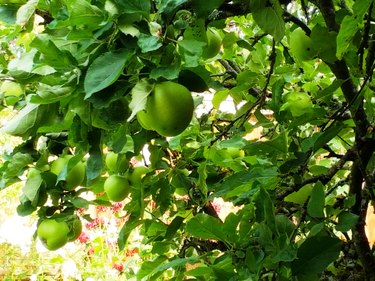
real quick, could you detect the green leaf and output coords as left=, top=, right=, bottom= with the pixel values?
left=16, top=0, right=38, bottom=27
left=164, top=216, right=184, bottom=240
left=17, top=200, right=37, bottom=216
left=336, top=212, right=359, bottom=232
left=246, top=132, right=288, bottom=155
left=31, top=84, right=74, bottom=104
left=271, top=234, right=298, bottom=263
left=127, top=79, right=154, bottom=121
left=114, top=0, right=151, bottom=16
left=137, top=256, right=168, bottom=279
left=312, top=124, right=344, bottom=153
left=69, top=197, right=90, bottom=208
left=108, top=125, right=131, bottom=153
left=157, top=0, right=188, bottom=16
left=151, top=256, right=202, bottom=276
left=0, top=4, right=18, bottom=24
left=23, top=168, right=43, bottom=204
left=118, top=216, right=143, bottom=250
left=0, top=103, right=53, bottom=137
left=150, top=64, right=180, bottom=80
left=275, top=214, right=295, bottom=237
left=285, top=184, right=313, bottom=205
left=191, top=0, right=224, bottom=18
left=336, top=15, right=362, bottom=59
left=291, top=236, right=341, bottom=276
left=86, top=151, right=104, bottom=184
left=137, top=33, right=163, bottom=53
left=185, top=265, right=213, bottom=277
left=307, top=182, right=325, bottom=218
left=2, top=152, right=32, bottom=176
left=211, top=254, right=236, bottom=279
left=67, top=0, right=105, bottom=27
left=311, top=25, right=337, bottom=63
left=177, top=39, right=206, bottom=67
left=254, top=187, right=276, bottom=232
left=212, top=90, right=229, bottom=109
left=252, top=6, right=285, bottom=42
left=197, top=161, right=208, bottom=195
left=186, top=213, right=226, bottom=241
left=353, top=0, right=373, bottom=16
left=215, top=167, right=279, bottom=201
left=30, top=35, right=77, bottom=69
left=270, top=78, right=285, bottom=112
left=84, top=49, right=134, bottom=98
left=223, top=213, right=242, bottom=243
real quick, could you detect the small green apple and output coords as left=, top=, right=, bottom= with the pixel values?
left=37, top=219, right=69, bottom=251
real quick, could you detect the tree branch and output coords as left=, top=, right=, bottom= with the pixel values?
left=283, top=11, right=311, bottom=35
left=277, top=147, right=355, bottom=200
left=313, top=0, right=370, bottom=134
left=349, top=140, right=375, bottom=280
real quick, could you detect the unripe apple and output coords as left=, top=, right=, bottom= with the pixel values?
left=37, top=219, right=70, bottom=250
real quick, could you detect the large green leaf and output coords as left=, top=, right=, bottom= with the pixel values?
left=84, top=49, right=134, bottom=98
left=307, top=182, right=325, bottom=218
left=67, top=0, right=105, bottom=27
left=30, top=35, right=77, bottom=69
left=23, top=168, right=43, bottom=204
left=114, top=0, right=151, bottom=16
left=157, top=0, right=188, bottom=16
left=311, top=25, right=337, bottom=63
left=291, top=236, right=342, bottom=276
left=254, top=187, right=276, bottom=232
left=127, top=79, right=154, bottom=121
left=191, top=0, right=225, bottom=18
left=0, top=103, right=56, bottom=137
left=252, top=4, right=285, bottom=42
left=336, top=212, right=359, bottom=232
left=137, top=33, right=163, bottom=53
left=16, top=0, right=37, bottom=27
left=336, top=15, right=362, bottom=59
left=336, top=0, right=372, bottom=59
left=0, top=4, right=18, bottom=24
left=186, top=213, right=226, bottom=241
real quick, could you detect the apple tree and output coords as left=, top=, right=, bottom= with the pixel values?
left=1, top=0, right=375, bottom=280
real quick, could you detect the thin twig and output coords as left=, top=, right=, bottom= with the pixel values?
left=218, top=59, right=239, bottom=78
left=283, top=11, right=311, bottom=35
left=277, top=147, right=355, bottom=200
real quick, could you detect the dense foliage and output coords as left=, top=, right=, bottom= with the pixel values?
left=1, top=0, right=375, bottom=280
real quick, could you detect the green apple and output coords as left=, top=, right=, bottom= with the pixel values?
left=37, top=219, right=69, bottom=251
left=50, top=155, right=86, bottom=190
left=137, top=81, right=194, bottom=137
left=129, top=166, right=149, bottom=187
left=104, top=174, right=130, bottom=202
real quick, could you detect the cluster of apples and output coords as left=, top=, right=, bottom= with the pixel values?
left=103, top=152, right=149, bottom=202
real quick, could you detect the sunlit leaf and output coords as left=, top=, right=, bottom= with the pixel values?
left=186, top=213, right=226, bottom=241
left=16, top=0, right=38, bottom=27
left=127, top=79, right=154, bottom=121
